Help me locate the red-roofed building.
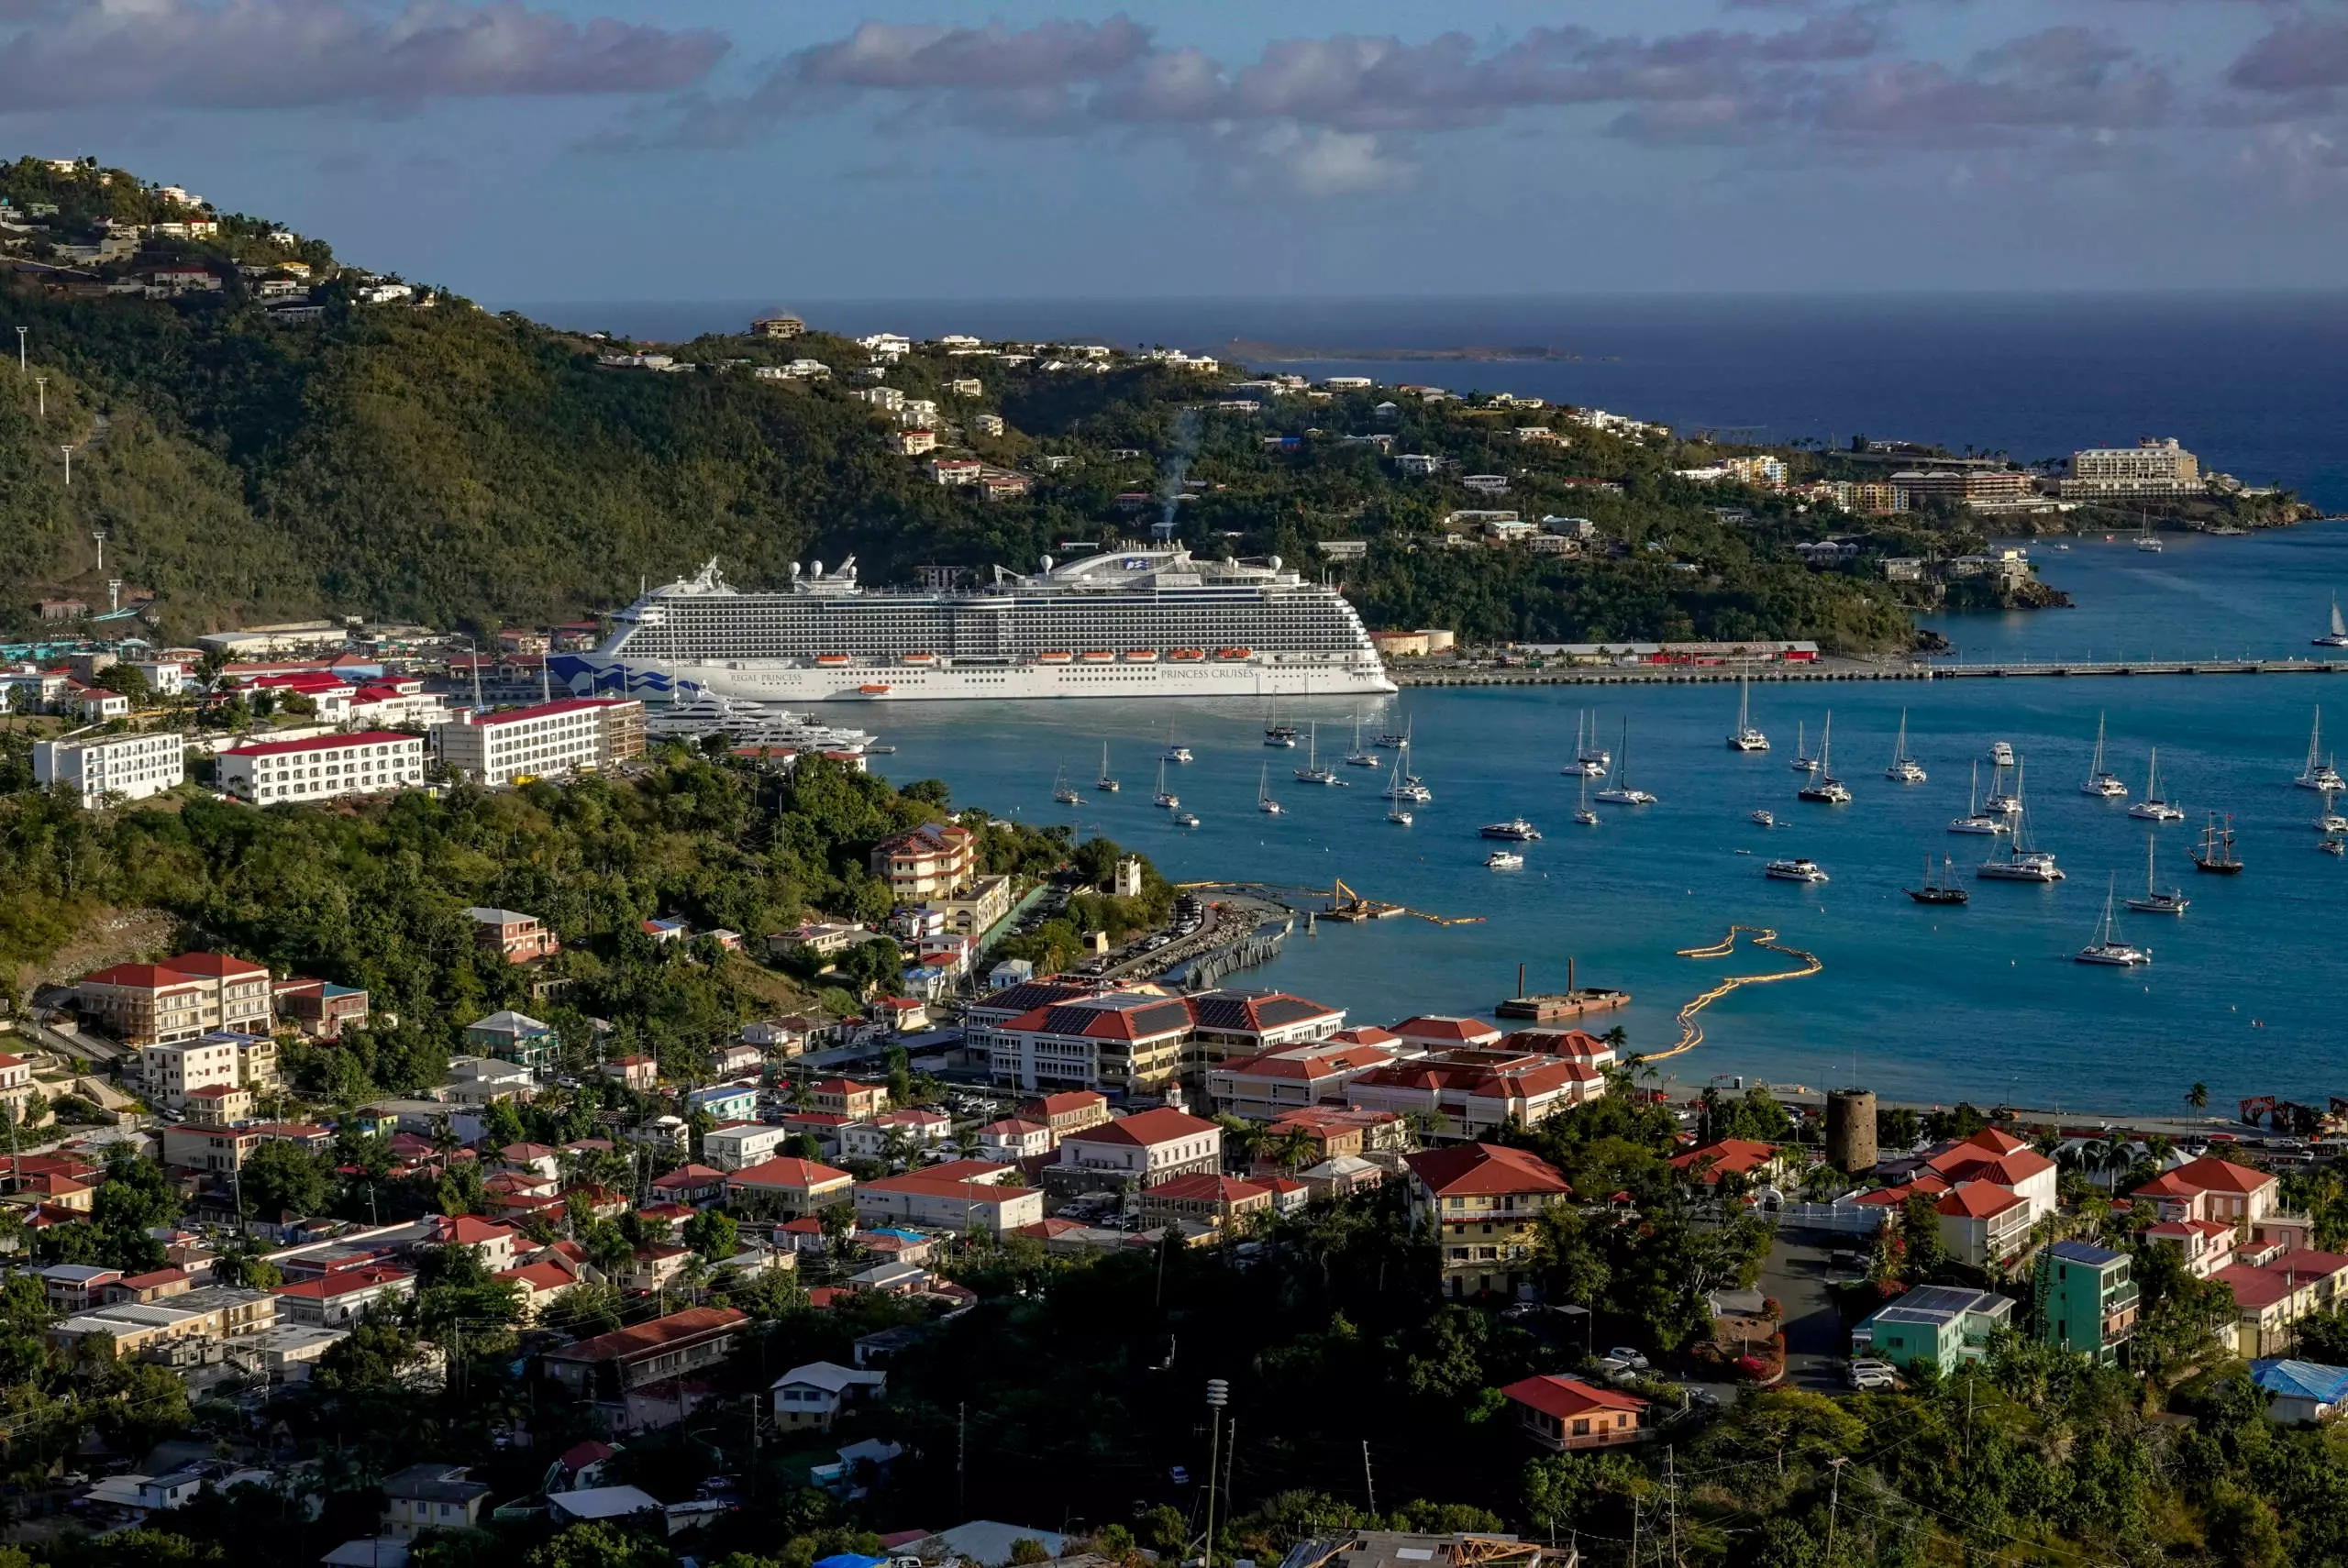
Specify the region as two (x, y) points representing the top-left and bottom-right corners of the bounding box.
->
(868, 822), (978, 901)
(1139, 1173), (1276, 1230)
(1406, 1143), (1573, 1298)
(1206, 1040), (1402, 1121)
(429, 1215), (521, 1272)
(808, 1078), (891, 1120)
(540, 1306), (748, 1432)
(1265, 1105), (1407, 1161)
(1347, 1049), (1606, 1139)
(1021, 1089), (1111, 1136)
(271, 1264), (415, 1327)
(986, 991), (1197, 1096)
(216, 731), (426, 805)
(726, 1156), (855, 1219)
(498, 1259), (581, 1321)
(78, 951), (271, 1048)
(852, 1159), (1047, 1234)
(973, 1117), (1053, 1163)
(2144, 1218), (2240, 1278)
(1923, 1130), (2060, 1224)
(1057, 1109), (1222, 1187)
(1184, 988), (1347, 1067)
(2214, 1252), (2348, 1358)
(1668, 1139), (1787, 1187)
(1933, 1181), (2033, 1267)
(1500, 1375), (1651, 1452)
(2133, 1158), (2309, 1254)
(436, 697), (647, 787)
(601, 1053), (658, 1091)
(650, 1164), (729, 1209)
(1495, 1029), (1619, 1069)
(1390, 1014), (1504, 1052)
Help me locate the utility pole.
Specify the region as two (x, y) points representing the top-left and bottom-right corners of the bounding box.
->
(92, 529), (105, 573)
(1360, 1440), (1376, 1517)
(1202, 1378), (1228, 1568)
(1667, 1445), (1678, 1568)
(1824, 1456), (1847, 1562)
(15, 326), (24, 372)
(34, 376), (44, 416)
(61, 446), (72, 487)
(957, 1401), (967, 1515)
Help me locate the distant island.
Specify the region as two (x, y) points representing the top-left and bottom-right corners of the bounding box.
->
(1222, 338), (1603, 364)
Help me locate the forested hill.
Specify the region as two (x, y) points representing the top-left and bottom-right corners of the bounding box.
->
(1, 156), (2040, 653)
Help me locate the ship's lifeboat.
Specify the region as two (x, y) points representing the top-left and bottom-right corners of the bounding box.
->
(1080, 650), (1116, 662)
(815, 655), (851, 668)
(1124, 649), (1159, 662)
(1168, 648), (1206, 662)
(902, 652), (937, 665)
(1037, 651), (1074, 664)
(1216, 647), (1253, 660)
(858, 684), (892, 695)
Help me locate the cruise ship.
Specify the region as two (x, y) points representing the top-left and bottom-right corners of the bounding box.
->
(549, 550), (1395, 704)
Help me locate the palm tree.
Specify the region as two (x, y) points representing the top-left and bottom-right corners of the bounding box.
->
(2187, 1082), (2210, 1112)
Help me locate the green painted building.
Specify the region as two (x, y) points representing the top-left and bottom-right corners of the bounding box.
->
(1855, 1285), (2015, 1371)
(2033, 1239), (2139, 1365)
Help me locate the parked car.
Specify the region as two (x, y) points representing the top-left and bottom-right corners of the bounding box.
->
(1606, 1346), (1651, 1371)
(1846, 1359), (1898, 1391)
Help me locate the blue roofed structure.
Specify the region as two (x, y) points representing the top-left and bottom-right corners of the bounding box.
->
(2251, 1359), (2348, 1423)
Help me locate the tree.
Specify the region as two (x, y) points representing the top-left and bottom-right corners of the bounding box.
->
(238, 1138), (336, 1220)
(1898, 1192), (1947, 1280)
(818, 1201), (858, 1250)
(682, 1208), (739, 1263)
(2188, 1082), (2210, 1111)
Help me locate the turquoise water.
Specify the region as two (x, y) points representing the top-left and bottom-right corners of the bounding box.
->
(869, 524), (2348, 1113)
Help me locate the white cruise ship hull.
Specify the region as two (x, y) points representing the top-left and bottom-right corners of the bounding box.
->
(552, 654), (1395, 704)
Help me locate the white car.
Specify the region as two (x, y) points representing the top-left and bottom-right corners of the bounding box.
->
(1846, 1359), (1898, 1390)
(1606, 1347), (1651, 1371)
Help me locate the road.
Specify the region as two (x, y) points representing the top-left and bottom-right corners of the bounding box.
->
(1758, 1227), (1856, 1393)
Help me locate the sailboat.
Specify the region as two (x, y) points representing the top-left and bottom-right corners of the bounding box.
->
(1051, 762), (1080, 806)
(1594, 718), (1656, 805)
(1570, 711), (1610, 776)
(2189, 812), (2243, 874)
(1949, 761), (2010, 835)
(1152, 759), (1179, 811)
(1257, 765), (1284, 815)
(2133, 513), (2164, 554)
(2129, 748), (2184, 822)
(1977, 762), (2063, 881)
(2320, 801), (2348, 834)
(1345, 717), (1379, 767)
(1264, 708), (1299, 748)
(1391, 739), (1432, 803)
(2124, 833), (2188, 914)
(1797, 712), (1851, 803)
(1095, 743), (1119, 792)
(1984, 760), (2023, 817)
(1292, 723), (1344, 785)
(2294, 708), (2344, 791)
(1383, 756), (1412, 825)
(1904, 855), (1969, 905)
(1789, 719), (1819, 772)
(1574, 772), (1600, 827)
(2080, 712), (2128, 797)
(1161, 721), (1192, 766)
(1727, 678), (1769, 752)
(2316, 595), (2348, 650)
(1884, 709), (1926, 784)
(2077, 878), (2153, 965)
(1374, 715), (1412, 749)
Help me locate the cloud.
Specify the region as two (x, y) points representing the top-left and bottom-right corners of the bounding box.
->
(0, 0), (727, 112)
(796, 17), (1151, 90)
(1223, 124), (1416, 197)
(2228, 16), (2348, 93)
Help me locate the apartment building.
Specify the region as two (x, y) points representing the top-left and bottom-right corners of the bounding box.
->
(1184, 988), (1347, 1070)
(465, 906), (560, 963)
(34, 731), (184, 808)
(986, 991), (1196, 1095)
(2062, 437), (2203, 499)
(868, 822), (977, 901)
(82, 951), (271, 1049)
(1207, 1040), (1402, 1121)
(1408, 1143), (1575, 1300)
(1891, 469), (2042, 511)
(216, 730), (426, 805)
(540, 1306), (748, 1433)
(2033, 1240), (2139, 1366)
(851, 1160), (1045, 1235)
(435, 697), (647, 786)
(1056, 1109), (1222, 1188)
(1347, 1050), (1605, 1140)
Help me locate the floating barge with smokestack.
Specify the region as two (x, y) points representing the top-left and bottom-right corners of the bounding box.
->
(1495, 959), (1631, 1021)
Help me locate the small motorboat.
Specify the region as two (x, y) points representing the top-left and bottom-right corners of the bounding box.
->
(1480, 818), (1543, 841)
(1765, 857), (1830, 884)
(1174, 812), (1202, 829)
(1485, 850), (1523, 869)
(1750, 810), (1775, 829)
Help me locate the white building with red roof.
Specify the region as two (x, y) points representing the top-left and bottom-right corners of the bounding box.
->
(1389, 1015), (1504, 1052)
(216, 730), (425, 805)
(347, 678), (450, 729)
(1184, 988), (1346, 1068)
(428, 1215), (520, 1273)
(1057, 1108), (1222, 1187)
(1406, 1143), (1574, 1298)
(1206, 1039), (1403, 1121)
(985, 990), (1197, 1096)
(973, 1117), (1053, 1163)
(2214, 1251), (2348, 1358)
(1348, 1049), (1604, 1140)
(1934, 1181), (2035, 1268)
(271, 1264), (415, 1327)
(1920, 1129), (2060, 1224)
(80, 951), (271, 1047)
(1495, 1028), (1619, 1070)
(725, 1155), (856, 1218)
(2132, 1156), (2309, 1254)
(852, 1158), (1045, 1234)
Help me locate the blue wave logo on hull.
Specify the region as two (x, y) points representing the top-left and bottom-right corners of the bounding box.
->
(546, 656), (703, 701)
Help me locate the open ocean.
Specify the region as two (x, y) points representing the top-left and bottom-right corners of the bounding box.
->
(507, 292), (2348, 513)
(515, 291), (2348, 1112)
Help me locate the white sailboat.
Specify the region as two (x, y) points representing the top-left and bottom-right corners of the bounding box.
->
(1384, 756), (1413, 825)
(1984, 759), (2023, 817)
(1884, 709), (1926, 784)
(2081, 712), (2128, 798)
(1949, 761), (2010, 835)
(2124, 833), (2189, 914)
(1292, 723), (1344, 785)
(1161, 720), (1192, 766)
(1727, 678), (1769, 752)
(1575, 772), (1600, 827)
(1789, 719), (1819, 772)
(1257, 765), (1284, 815)
(1095, 742), (1119, 792)
(1153, 758), (1179, 811)
(2077, 878), (2153, 965)
(1977, 761), (2064, 881)
(2315, 595), (2348, 650)
(2133, 514), (2164, 554)
(1345, 717), (1379, 767)
(2295, 707), (2345, 791)
(1051, 762), (1080, 806)
(1392, 738), (1432, 803)
(1797, 712), (1851, 803)
(1593, 718), (1656, 805)
(1571, 710), (1611, 776)
(2128, 748), (2184, 822)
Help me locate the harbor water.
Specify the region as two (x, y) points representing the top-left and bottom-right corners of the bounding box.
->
(865, 525), (2348, 1114)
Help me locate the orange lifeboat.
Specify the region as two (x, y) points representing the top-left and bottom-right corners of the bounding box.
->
(902, 652), (937, 665)
(1168, 648), (1206, 662)
(1037, 651), (1074, 664)
(858, 683), (892, 695)
(1080, 650), (1116, 662)
(1215, 647), (1253, 660)
(815, 655), (851, 668)
(1124, 649), (1159, 662)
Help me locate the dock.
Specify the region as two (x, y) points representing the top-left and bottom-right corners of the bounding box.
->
(1495, 988), (1632, 1021)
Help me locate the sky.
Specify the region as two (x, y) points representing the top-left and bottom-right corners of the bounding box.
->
(5, 0), (2348, 300)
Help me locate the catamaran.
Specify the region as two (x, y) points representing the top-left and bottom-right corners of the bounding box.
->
(1051, 762), (1080, 806)
(2129, 748), (2184, 822)
(2294, 708), (2344, 791)
(1797, 712), (1852, 803)
(1292, 723), (1344, 785)
(2081, 712), (2128, 798)
(1950, 761), (2010, 835)
(2316, 595), (2348, 650)
(1594, 718), (1657, 805)
(2077, 878), (2153, 965)
(1345, 718), (1379, 767)
(1153, 759), (1179, 811)
(1095, 742), (1119, 792)
(1567, 710), (1610, 776)
(1374, 715), (1412, 749)
(1480, 817), (1543, 841)
(1984, 759), (2023, 817)
(1977, 762), (2064, 881)
(1727, 678), (1769, 752)
(1161, 722), (1192, 766)
(1884, 709), (1926, 784)
(2133, 514), (2165, 555)
(1789, 720), (1819, 772)
(1257, 765), (1284, 815)
(2124, 833), (2189, 914)
(1765, 857), (1830, 884)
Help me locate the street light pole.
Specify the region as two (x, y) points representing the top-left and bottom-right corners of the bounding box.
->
(15, 326), (24, 373)
(61, 446), (72, 488)
(1202, 1378), (1229, 1568)
(1824, 1456), (1848, 1561)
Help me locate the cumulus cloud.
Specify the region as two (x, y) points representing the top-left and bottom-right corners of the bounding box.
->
(0, 0), (726, 112)
(797, 17), (1151, 90)
(2228, 16), (2348, 94)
